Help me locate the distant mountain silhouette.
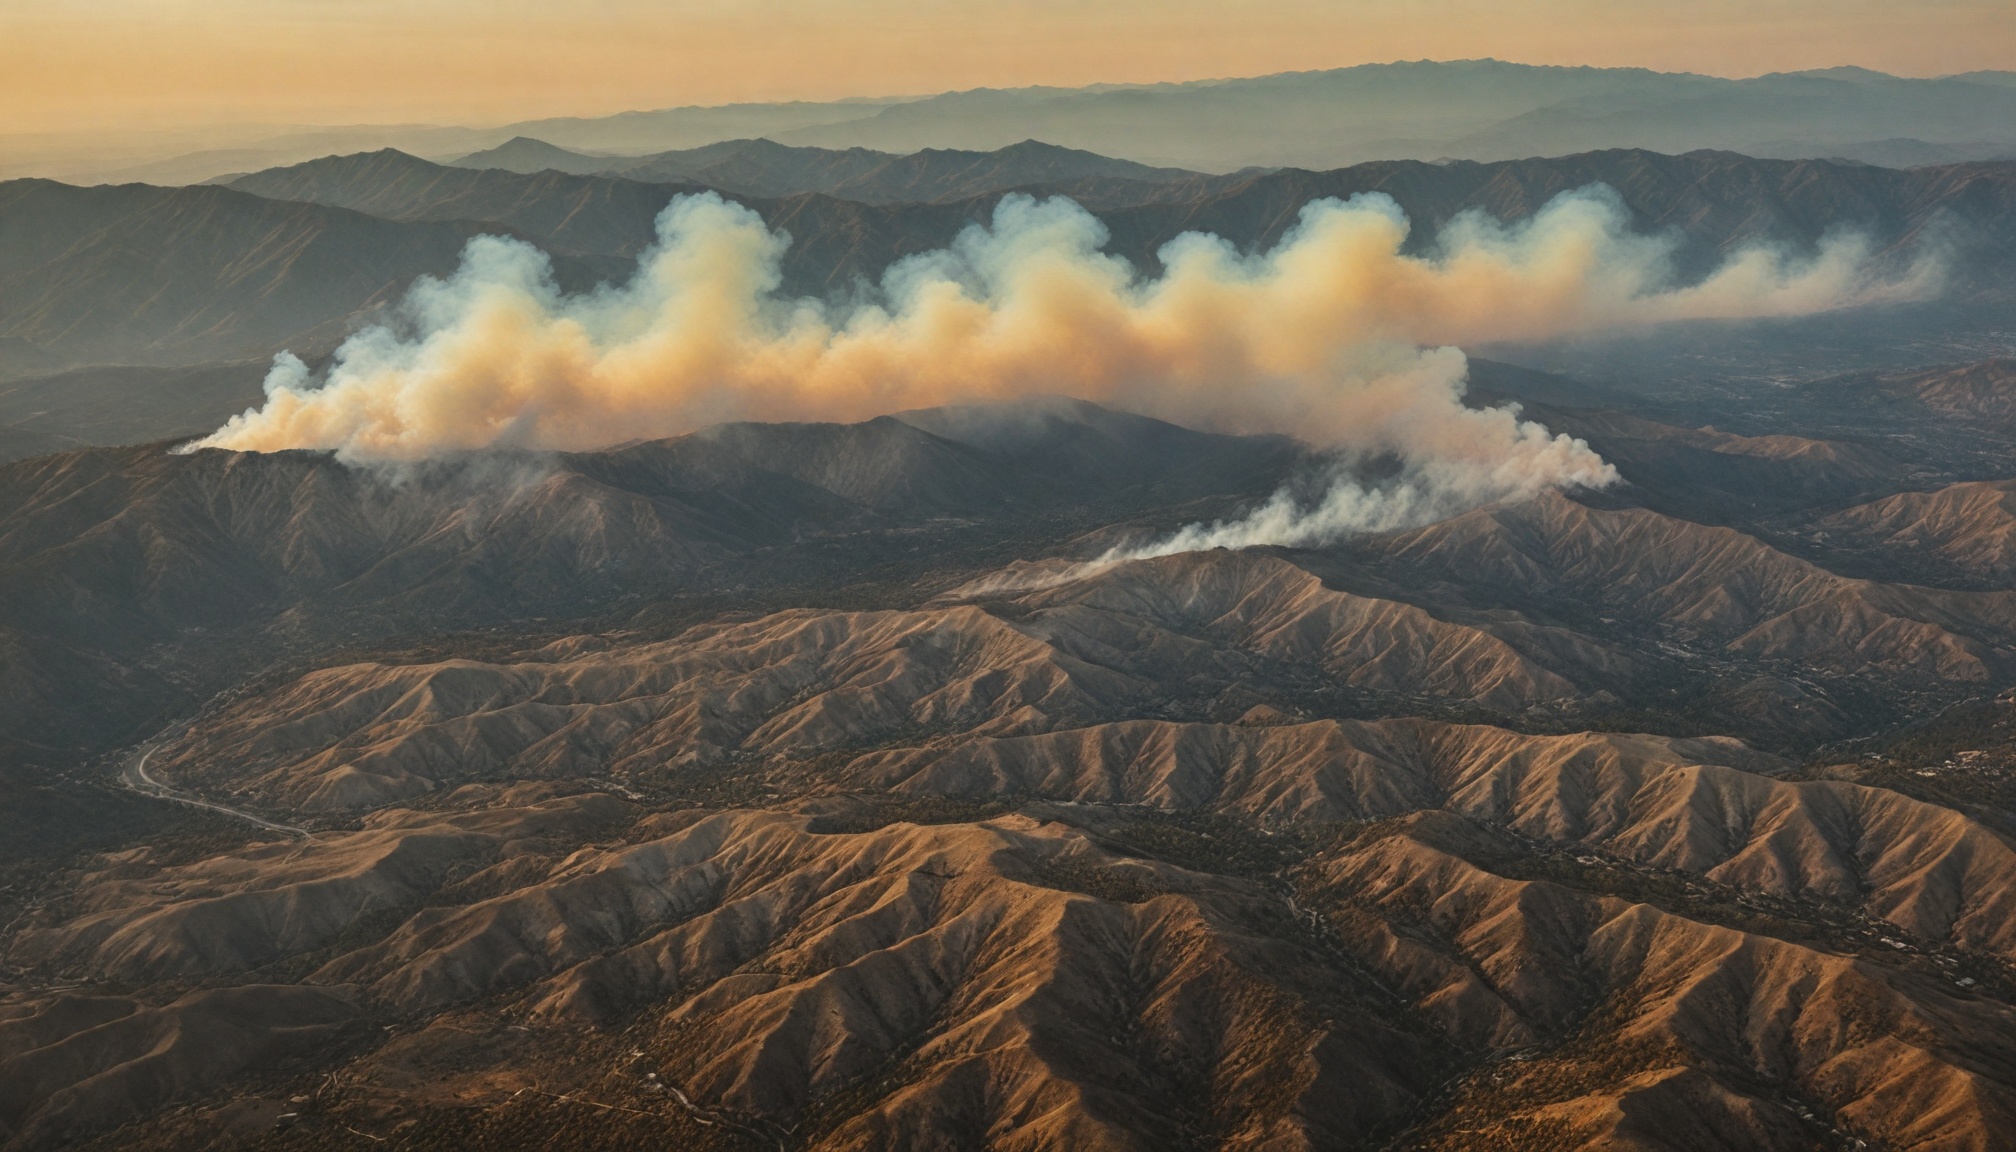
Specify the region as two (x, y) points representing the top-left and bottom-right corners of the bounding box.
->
(33, 60), (2016, 189)
(606, 137), (1206, 202)
(448, 135), (1209, 204)
(472, 61), (2016, 173)
(447, 135), (617, 175)
(756, 61), (2016, 171)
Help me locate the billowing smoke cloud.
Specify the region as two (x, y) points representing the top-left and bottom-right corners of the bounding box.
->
(191, 185), (1934, 548)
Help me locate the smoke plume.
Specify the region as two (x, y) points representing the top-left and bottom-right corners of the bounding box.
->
(191, 186), (1932, 547)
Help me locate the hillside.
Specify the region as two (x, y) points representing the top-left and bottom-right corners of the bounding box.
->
(0, 405), (1300, 756)
(447, 136), (620, 176)
(0, 179), (620, 377)
(1823, 479), (2016, 586)
(479, 60), (2016, 174)
(4, 383), (2016, 1150)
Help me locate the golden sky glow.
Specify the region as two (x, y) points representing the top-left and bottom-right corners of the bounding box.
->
(5, 0), (2014, 136)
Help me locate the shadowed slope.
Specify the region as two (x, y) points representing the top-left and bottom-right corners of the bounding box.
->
(0, 179), (614, 373)
(0, 409), (1297, 756)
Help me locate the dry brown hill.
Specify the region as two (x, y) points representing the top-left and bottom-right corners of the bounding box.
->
(1824, 479), (2016, 586)
(9, 775), (2016, 1150)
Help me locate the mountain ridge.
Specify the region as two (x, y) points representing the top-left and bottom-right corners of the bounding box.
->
(19, 145), (1996, 378)
(33, 59), (2016, 189)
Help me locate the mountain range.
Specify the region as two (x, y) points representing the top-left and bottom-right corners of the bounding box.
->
(9, 372), (2016, 1147)
(6, 145), (2014, 393)
(10, 80), (2016, 1150)
(750, 61), (2016, 171)
(26, 60), (2016, 187)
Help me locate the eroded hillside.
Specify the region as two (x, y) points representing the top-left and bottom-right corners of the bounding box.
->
(5, 368), (2016, 1151)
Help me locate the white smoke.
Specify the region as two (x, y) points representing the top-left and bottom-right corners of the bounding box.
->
(189, 185), (1934, 551)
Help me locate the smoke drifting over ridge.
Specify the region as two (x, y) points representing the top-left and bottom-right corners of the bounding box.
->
(194, 187), (1935, 546)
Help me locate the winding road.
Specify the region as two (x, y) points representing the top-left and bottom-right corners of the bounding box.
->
(119, 735), (307, 837)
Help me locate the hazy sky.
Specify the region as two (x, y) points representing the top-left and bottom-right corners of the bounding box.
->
(6, 0), (2015, 135)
